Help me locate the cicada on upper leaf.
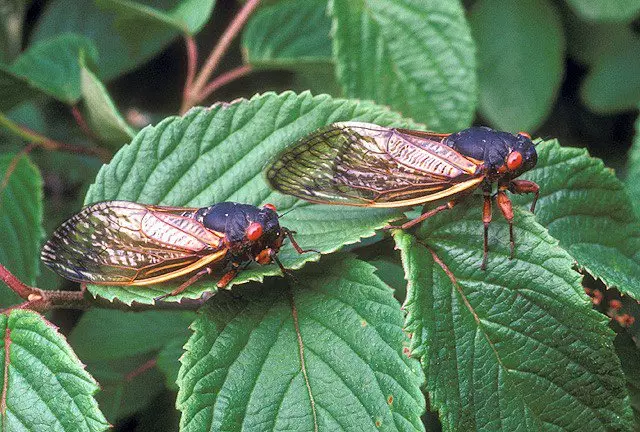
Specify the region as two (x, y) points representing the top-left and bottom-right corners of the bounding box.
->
(41, 201), (314, 300)
(266, 122), (540, 269)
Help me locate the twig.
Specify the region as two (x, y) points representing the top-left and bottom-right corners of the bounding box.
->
(0, 264), (208, 313)
(199, 64), (253, 102)
(70, 105), (101, 143)
(0, 112), (111, 162)
(184, 0), (261, 110)
(180, 35), (199, 114)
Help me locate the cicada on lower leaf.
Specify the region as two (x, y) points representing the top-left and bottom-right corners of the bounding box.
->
(266, 122), (540, 269)
(41, 201), (313, 299)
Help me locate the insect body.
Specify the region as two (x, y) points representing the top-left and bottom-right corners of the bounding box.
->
(41, 201), (311, 298)
(266, 122), (540, 269)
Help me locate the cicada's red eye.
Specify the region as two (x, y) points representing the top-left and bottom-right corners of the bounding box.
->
(517, 131), (531, 139)
(507, 151), (523, 171)
(264, 203), (277, 212)
(246, 222), (263, 241)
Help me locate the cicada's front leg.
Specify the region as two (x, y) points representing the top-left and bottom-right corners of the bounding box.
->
(508, 179), (540, 212)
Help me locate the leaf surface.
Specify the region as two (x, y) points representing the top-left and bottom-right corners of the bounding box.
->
(177, 255), (425, 431)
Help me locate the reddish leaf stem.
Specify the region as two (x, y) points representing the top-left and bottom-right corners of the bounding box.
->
(199, 64), (253, 102)
(0, 264), (207, 313)
(184, 0), (261, 110)
(125, 358), (157, 382)
(180, 35), (199, 114)
(70, 105), (101, 143)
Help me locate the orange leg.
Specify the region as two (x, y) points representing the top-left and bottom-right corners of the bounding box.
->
(508, 179), (539, 212)
(283, 228), (319, 254)
(384, 201), (456, 230)
(496, 191), (515, 258)
(216, 268), (239, 288)
(155, 267), (213, 301)
(481, 193), (492, 270)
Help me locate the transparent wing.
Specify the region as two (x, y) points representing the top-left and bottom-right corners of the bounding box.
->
(266, 122), (485, 207)
(41, 201), (226, 285)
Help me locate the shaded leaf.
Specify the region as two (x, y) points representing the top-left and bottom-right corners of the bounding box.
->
(566, 0), (640, 22)
(394, 203), (632, 431)
(626, 111), (640, 216)
(96, 0), (215, 37)
(31, 0), (180, 80)
(581, 36), (640, 113)
(156, 335), (186, 391)
(177, 255), (425, 431)
(330, 0), (476, 131)
(469, 0), (565, 132)
(0, 310), (109, 431)
(80, 53), (135, 148)
(0, 70), (42, 113)
(0, 153), (43, 306)
(8, 33), (98, 104)
(242, 0), (332, 69)
(614, 332), (640, 427)
(84, 91), (417, 304)
(513, 139), (640, 300)
(0, 0), (26, 63)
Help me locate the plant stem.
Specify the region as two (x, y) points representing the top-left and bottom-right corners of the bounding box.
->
(180, 35), (199, 114)
(199, 64), (253, 102)
(70, 105), (101, 143)
(0, 112), (111, 162)
(0, 264), (208, 313)
(185, 0), (261, 109)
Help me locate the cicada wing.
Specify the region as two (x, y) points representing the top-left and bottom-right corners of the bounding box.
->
(266, 122), (485, 207)
(41, 201), (226, 285)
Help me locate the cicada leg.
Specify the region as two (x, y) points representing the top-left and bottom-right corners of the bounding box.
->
(481, 192), (492, 270)
(384, 201), (457, 230)
(283, 228), (320, 254)
(155, 267), (213, 301)
(496, 191), (515, 259)
(508, 179), (540, 212)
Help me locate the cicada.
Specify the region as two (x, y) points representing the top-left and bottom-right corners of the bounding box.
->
(266, 122), (540, 269)
(41, 201), (313, 299)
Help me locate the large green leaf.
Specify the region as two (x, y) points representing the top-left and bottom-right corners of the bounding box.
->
(0, 310), (109, 431)
(566, 0), (640, 22)
(8, 33), (98, 104)
(242, 0), (332, 69)
(615, 333), (640, 427)
(80, 53), (135, 148)
(95, 0), (215, 37)
(69, 309), (194, 422)
(30, 0), (181, 80)
(581, 36), (640, 113)
(394, 204), (632, 431)
(512, 139), (640, 300)
(626, 111), (640, 216)
(0, 153), (43, 306)
(0, 70), (42, 113)
(330, 0), (476, 131)
(83, 91), (417, 304)
(177, 255), (425, 431)
(469, 0), (565, 132)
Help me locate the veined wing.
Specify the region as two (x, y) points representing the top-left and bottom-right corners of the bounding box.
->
(41, 201), (226, 285)
(266, 122), (485, 207)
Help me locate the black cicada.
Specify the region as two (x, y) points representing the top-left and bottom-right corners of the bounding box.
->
(41, 201), (313, 299)
(266, 122), (540, 269)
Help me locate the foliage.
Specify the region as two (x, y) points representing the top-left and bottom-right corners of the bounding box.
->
(0, 0), (639, 431)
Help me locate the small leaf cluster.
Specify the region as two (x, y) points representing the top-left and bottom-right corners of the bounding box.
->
(0, 1), (639, 431)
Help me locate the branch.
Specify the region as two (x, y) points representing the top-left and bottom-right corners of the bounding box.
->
(184, 0), (261, 110)
(199, 64), (253, 102)
(0, 112), (111, 162)
(0, 264), (209, 313)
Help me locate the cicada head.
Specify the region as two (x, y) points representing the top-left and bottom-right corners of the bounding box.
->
(503, 132), (537, 181)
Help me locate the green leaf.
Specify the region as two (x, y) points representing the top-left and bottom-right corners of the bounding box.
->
(80, 53), (135, 148)
(470, 0), (564, 132)
(31, 0), (180, 80)
(84, 91), (418, 304)
(156, 336), (186, 391)
(0, 70), (43, 113)
(0, 310), (109, 431)
(8, 33), (98, 104)
(0, 153), (43, 306)
(0, 0), (26, 63)
(512, 139), (640, 300)
(394, 204), (632, 431)
(330, 0), (476, 131)
(242, 0), (332, 69)
(581, 36), (640, 113)
(566, 0), (640, 22)
(614, 333), (640, 427)
(95, 0), (215, 36)
(626, 111), (640, 216)
(69, 309), (194, 361)
(177, 255), (425, 431)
